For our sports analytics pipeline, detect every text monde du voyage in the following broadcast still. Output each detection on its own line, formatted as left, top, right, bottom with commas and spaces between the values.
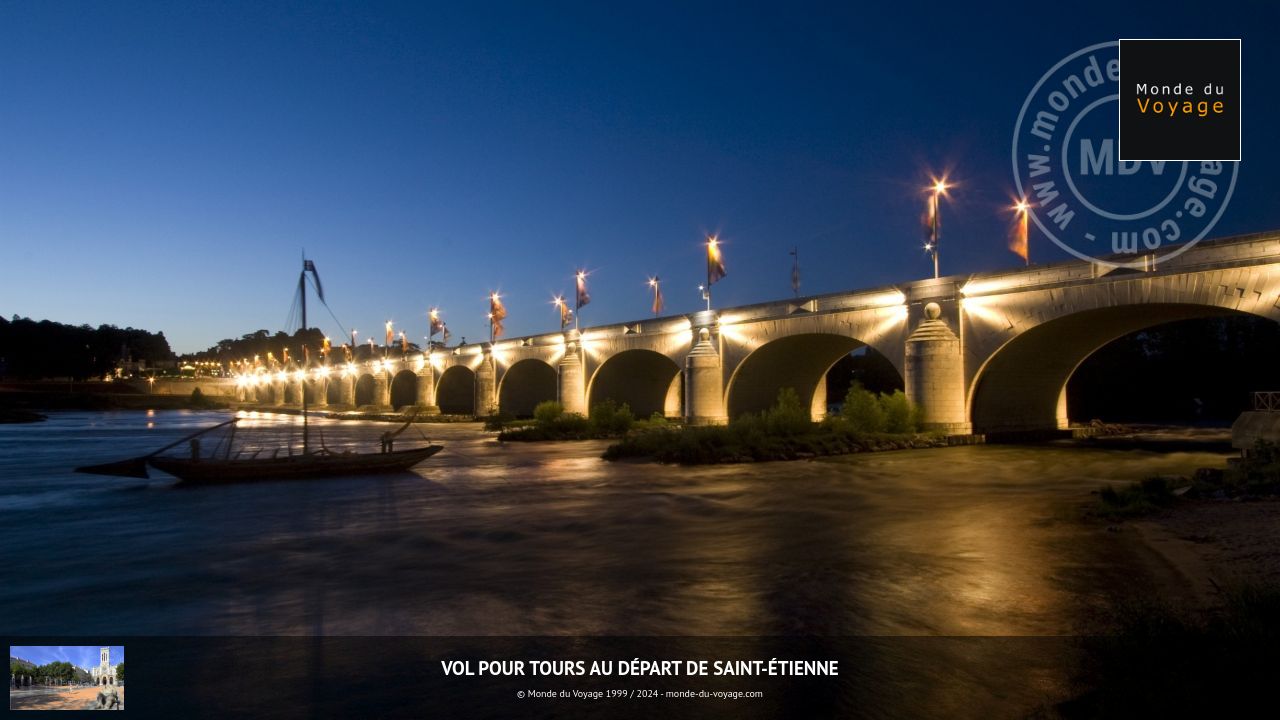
1134, 83, 1228, 118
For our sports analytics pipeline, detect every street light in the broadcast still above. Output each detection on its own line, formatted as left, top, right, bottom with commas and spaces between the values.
926, 177, 949, 279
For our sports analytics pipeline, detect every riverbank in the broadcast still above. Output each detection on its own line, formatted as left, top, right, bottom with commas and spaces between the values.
0, 407, 47, 423
0, 388, 218, 413
1054, 495, 1280, 718
603, 425, 961, 464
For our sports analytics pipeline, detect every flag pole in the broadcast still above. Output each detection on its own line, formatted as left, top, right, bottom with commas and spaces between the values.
790, 246, 800, 298
932, 192, 940, 279
927, 178, 948, 279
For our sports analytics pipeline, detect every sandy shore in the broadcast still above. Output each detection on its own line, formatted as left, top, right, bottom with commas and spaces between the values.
9, 685, 123, 710
1128, 497, 1280, 606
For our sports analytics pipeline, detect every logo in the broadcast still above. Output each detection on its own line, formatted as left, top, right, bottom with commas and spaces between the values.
1012, 41, 1237, 268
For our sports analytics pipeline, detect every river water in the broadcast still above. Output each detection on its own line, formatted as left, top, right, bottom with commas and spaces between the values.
0, 410, 1231, 714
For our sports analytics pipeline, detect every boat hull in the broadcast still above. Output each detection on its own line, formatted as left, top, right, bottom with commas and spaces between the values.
147, 445, 443, 484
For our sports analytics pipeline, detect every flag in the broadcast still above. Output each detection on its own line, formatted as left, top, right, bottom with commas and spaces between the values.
650, 277, 664, 315
385, 321, 393, 347
343, 344, 352, 362
442, 324, 452, 343
557, 297, 571, 329
429, 308, 445, 337
303, 259, 324, 302
321, 336, 331, 355
489, 294, 507, 340
303, 345, 309, 363
1010, 206, 1029, 265
400, 331, 408, 352
707, 236, 727, 286
281, 348, 289, 364
789, 247, 800, 297
575, 271, 590, 310
923, 194, 940, 246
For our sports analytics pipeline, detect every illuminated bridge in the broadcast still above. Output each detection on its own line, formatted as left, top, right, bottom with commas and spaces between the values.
235, 231, 1280, 434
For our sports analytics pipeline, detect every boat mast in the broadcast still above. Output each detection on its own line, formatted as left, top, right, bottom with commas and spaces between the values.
300, 255, 309, 455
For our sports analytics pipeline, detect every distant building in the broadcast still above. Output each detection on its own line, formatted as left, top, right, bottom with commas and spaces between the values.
9, 655, 35, 671
90, 647, 117, 686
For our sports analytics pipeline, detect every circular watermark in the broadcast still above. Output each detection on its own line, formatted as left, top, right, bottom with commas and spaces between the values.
1012, 41, 1237, 268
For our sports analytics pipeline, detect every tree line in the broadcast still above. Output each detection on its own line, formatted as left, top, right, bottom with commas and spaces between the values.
0, 316, 172, 380
8, 658, 123, 684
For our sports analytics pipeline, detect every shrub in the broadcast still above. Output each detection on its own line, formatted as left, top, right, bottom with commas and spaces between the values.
533, 400, 565, 425
879, 390, 919, 433
841, 382, 886, 432
549, 412, 591, 435
590, 399, 634, 435
764, 387, 812, 437
188, 387, 220, 409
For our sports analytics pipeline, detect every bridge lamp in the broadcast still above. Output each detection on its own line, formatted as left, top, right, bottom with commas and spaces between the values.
926, 176, 949, 279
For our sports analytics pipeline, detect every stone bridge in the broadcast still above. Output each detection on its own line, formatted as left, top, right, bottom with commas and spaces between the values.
236, 231, 1280, 434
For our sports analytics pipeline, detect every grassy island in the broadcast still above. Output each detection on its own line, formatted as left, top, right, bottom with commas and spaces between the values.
498, 385, 947, 465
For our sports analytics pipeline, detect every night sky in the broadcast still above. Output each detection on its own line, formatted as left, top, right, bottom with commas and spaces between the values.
2, 1, 1276, 353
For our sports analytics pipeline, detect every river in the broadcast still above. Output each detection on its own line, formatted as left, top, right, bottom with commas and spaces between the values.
0, 410, 1231, 716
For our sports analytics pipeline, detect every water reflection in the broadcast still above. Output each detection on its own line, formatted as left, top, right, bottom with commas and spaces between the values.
0, 411, 1223, 640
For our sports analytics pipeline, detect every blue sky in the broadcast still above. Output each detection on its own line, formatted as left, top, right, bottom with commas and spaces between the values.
10, 645, 124, 670
1, 1, 1277, 353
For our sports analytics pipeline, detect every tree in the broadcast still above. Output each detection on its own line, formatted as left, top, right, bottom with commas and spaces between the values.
115, 663, 124, 683
842, 382, 886, 432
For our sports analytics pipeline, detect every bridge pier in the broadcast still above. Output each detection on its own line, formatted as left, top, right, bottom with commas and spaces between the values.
373, 370, 392, 411
905, 301, 969, 433
475, 350, 498, 416
414, 360, 440, 414
558, 335, 587, 415
338, 373, 355, 408
685, 327, 726, 425
291, 374, 305, 407
272, 378, 286, 407
311, 375, 328, 408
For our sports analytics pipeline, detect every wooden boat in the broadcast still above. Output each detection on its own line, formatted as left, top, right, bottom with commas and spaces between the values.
147, 443, 442, 484
76, 256, 443, 483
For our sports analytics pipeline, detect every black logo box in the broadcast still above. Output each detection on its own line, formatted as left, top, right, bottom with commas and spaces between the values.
1119, 39, 1240, 162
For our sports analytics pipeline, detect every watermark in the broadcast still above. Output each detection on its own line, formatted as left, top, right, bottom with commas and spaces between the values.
1012, 41, 1238, 268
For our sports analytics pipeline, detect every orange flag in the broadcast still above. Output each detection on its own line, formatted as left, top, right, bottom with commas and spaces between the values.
1010, 203, 1029, 265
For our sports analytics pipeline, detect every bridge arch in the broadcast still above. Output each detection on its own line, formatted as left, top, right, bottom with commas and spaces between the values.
725, 333, 885, 420
437, 365, 476, 415
325, 376, 343, 405
968, 302, 1278, 433
354, 374, 376, 407
389, 370, 418, 409
498, 359, 557, 417
588, 349, 682, 418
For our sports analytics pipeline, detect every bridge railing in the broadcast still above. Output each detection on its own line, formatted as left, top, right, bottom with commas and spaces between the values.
1253, 392, 1280, 412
